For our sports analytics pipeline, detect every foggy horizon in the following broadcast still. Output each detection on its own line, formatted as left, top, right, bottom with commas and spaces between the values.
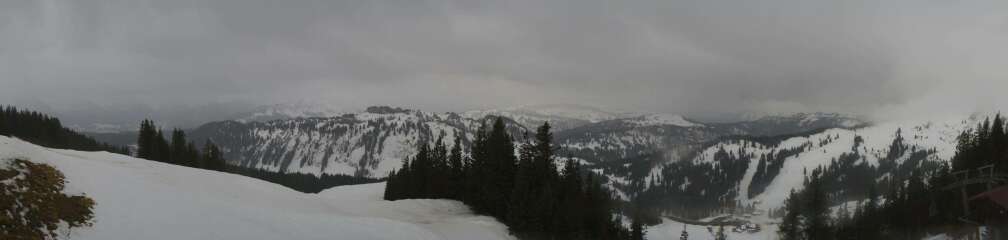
3, 0, 1008, 127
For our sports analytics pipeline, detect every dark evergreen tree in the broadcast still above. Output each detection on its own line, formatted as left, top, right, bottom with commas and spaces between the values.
169, 129, 189, 166
384, 119, 632, 240
153, 129, 170, 162
778, 189, 802, 240
202, 140, 226, 172
135, 119, 228, 173
507, 138, 535, 234
802, 168, 832, 240
448, 136, 464, 198
630, 194, 648, 240
137, 119, 157, 159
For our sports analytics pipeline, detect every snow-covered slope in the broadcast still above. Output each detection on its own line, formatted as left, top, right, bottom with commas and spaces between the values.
191, 106, 526, 178
753, 116, 968, 210
0, 135, 513, 240
649, 114, 973, 211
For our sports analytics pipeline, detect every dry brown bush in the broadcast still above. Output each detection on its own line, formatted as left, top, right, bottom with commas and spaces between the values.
1, 158, 95, 239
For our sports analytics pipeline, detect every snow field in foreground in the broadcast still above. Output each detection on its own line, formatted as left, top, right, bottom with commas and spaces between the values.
0, 136, 513, 240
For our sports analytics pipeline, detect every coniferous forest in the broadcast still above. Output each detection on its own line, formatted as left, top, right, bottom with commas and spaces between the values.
135, 119, 227, 172
779, 114, 1008, 240
0, 106, 128, 154
227, 165, 381, 193
384, 118, 643, 240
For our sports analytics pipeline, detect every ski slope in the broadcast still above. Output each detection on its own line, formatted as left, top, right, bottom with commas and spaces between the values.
0, 136, 513, 240
671, 115, 974, 211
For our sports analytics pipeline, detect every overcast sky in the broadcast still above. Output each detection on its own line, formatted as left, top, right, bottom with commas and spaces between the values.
2, 0, 1007, 125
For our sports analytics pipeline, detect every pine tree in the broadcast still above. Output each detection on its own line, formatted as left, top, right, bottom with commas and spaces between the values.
154, 129, 170, 162
201, 140, 225, 171
448, 136, 464, 198
778, 189, 802, 240
449, 135, 463, 176
630, 196, 648, 240
170, 129, 188, 166
507, 139, 535, 234
532, 122, 556, 184
137, 119, 156, 159
803, 168, 832, 240
186, 142, 200, 168
480, 117, 516, 218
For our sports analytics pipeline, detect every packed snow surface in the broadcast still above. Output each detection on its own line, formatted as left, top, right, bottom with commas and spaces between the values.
0, 136, 513, 240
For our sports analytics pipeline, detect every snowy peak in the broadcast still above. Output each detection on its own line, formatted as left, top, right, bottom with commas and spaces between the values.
624, 113, 703, 127
463, 104, 627, 131
508, 104, 624, 123
234, 103, 348, 123
236, 104, 451, 124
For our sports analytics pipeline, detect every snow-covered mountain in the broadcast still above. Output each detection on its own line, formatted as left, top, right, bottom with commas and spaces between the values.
463, 104, 631, 131
556, 112, 863, 167
0, 135, 514, 240
190, 106, 527, 178
182, 104, 872, 185
231, 103, 349, 123
641, 114, 975, 213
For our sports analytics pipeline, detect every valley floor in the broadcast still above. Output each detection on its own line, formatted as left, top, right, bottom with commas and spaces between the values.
646, 216, 779, 240
0, 136, 513, 240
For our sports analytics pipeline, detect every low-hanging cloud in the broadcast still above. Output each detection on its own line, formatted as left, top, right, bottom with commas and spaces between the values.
2, 0, 1007, 123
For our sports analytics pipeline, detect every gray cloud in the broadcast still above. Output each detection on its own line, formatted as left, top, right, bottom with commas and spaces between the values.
2, 0, 1007, 124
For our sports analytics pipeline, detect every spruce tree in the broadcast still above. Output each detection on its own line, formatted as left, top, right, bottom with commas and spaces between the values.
153, 129, 170, 162
448, 136, 464, 198
803, 168, 832, 240
170, 129, 188, 166
201, 140, 225, 171
507, 140, 535, 234
137, 119, 156, 159
778, 189, 802, 240
630, 195, 648, 240
480, 117, 516, 218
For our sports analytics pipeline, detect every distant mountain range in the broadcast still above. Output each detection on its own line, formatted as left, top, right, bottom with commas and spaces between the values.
87, 104, 868, 179
83, 104, 982, 221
